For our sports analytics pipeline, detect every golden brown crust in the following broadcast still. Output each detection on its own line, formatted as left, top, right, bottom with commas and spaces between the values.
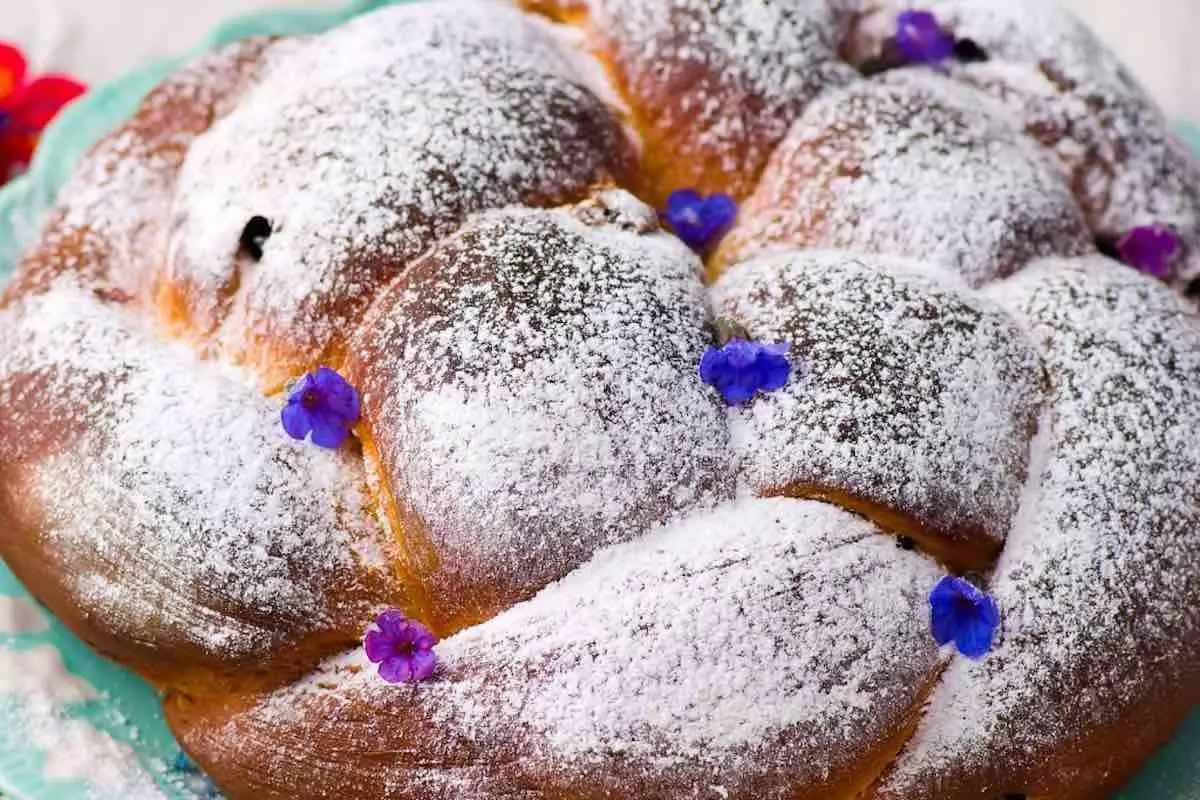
168, 499, 946, 800
2, 1, 1199, 797
345, 202, 730, 634
11, 38, 275, 305
522, 0, 857, 204
711, 70, 1093, 286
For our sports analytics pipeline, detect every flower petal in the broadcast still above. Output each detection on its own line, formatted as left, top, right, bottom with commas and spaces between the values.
309, 415, 350, 449
757, 353, 792, 392
0, 44, 27, 104
955, 613, 997, 659
721, 378, 758, 406
665, 188, 704, 217
723, 339, 758, 369
374, 608, 410, 639
280, 402, 312, 441
701, 193, 738, 231
315, 367, 361, 423
363, 629, 392, 664
8, 75, 85, 132
698, 347, 724, 383
930, 597, 962, 647
409, 649, 438, 681
0, 131, 35, 177
412, 628, 438, 651
929, 576, 964, 646
378, 656, 415, 684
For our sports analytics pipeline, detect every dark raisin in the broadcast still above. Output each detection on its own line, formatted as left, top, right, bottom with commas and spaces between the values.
896, 536, 917, 551
1095, 235, 1121, 261
238, 216, 273, 262
953, 38, 989, 63
1185, 277, 1200, 299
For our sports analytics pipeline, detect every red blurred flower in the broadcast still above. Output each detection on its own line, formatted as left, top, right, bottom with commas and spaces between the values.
0, 42, 85, 182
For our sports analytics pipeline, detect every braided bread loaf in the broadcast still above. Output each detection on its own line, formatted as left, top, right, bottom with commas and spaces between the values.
1, 1, 1198, 798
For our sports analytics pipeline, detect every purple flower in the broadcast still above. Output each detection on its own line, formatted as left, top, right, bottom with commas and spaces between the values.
364, 609, 438, 684
930, 576, 1000, 659
281, 366, 361, 449
662, 189, 737, 252
1117, 225, 1180, 279
699, 337, 792, 405
895, 10, 956, 65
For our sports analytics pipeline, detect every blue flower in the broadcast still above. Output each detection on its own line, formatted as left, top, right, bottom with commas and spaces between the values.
1117, 225, 1180, 280
699, 338, 792, 405
364, 609, 438, 684
662, 189, 737, 252
895, 10, 956, 65
281, 366, 361, 449
930, 576, 1000, 659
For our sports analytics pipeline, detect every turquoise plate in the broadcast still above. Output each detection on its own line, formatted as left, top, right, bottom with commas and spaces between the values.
0, 5, 1197, 798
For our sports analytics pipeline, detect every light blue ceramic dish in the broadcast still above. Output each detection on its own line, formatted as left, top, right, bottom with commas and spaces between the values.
0, 4, 1197, 798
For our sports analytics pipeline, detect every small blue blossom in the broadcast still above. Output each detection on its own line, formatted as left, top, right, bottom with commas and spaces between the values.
662, 189, 737, 252
1117, 225, 1180, 280
895, 10, 956, 65
699, 338, 792, 405
364, 609, 438, 683
930, 576, 1000, 659
281, 366, 361, 449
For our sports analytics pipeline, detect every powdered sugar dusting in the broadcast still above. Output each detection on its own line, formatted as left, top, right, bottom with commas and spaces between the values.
857, 0, 1200, 286
0, 282, 394, 670
0, 595, 48, 634
203, 499, 943, 798
876, 256, 1200, 797
716, 69, 1093, 286
349, 197, 731, 630
568, 0, 857, 197
2, 0, 1200, 796
0, 646, 165, 799
712, 251, 1042, 556
167, 0, 632, 376
15, 38, 274, 300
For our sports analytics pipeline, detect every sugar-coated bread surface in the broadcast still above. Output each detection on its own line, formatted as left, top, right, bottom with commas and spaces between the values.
2, 0, 1200, 798
710, 251, 1043, 570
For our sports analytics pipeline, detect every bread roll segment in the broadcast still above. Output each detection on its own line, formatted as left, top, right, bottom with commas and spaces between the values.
0, 283, 400, 692
711, 251, 1043, 571
872, 257, 1200, 799
168, 498, 944, 800
345, 194, 732, 635
0, 0, 1197, 796
161, 0, 635, 384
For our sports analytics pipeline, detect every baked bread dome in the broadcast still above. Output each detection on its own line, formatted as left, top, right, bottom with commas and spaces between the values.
1, 1, 1198, 798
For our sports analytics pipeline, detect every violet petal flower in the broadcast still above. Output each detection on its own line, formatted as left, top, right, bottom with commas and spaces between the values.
662, 189, 738, 252
895, 10, 956, 65
364, 609, 438, 684
699, 337, 793, 406
930, 576, 1000, 659
281, 366, 361, 449
1117, 225, 1180, 280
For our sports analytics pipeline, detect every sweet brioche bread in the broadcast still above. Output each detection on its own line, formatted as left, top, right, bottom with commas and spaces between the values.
709, 251, 1043, 571
0, 1, 1199, 799
344, 198, 731, 633
710, 70, 1094, 284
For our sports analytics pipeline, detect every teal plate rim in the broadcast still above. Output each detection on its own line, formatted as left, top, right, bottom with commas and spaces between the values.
0, 4, 1198, 798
